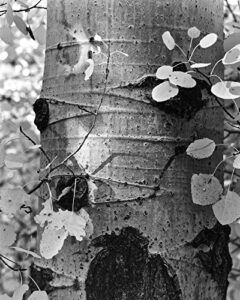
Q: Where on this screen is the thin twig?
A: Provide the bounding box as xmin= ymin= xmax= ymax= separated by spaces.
xmin=20 ymin=126 xmax=51 ymax=163
xmin=225 ymin=0 xmax=238 ymax=22
xmin=50 ymin=41 xmax=111 ymax=173
xmin=0 ymin=254 xmax=26 ymax=272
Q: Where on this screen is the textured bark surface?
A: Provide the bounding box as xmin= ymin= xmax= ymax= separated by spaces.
xmin=33 ymin=0 xmax=230 ymax=299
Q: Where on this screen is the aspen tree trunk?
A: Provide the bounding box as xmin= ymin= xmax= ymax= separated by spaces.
xmin=31 ymin=0 xmax=231 ymax=299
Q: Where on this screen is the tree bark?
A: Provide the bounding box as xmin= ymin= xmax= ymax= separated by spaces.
xmin=31 ymin=0 xmax=231 ymax=299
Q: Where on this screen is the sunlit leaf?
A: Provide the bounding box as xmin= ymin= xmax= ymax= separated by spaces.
xmin=211 ymin=81 xmax=240 ymax=99
xmin=63 ymin=210 xmax=87 ymax=241
xmin=10 ymin=246 xmax=41 ymax=259
xmin=0 ymin=223 xmax=16 ymax=251
xmin=186 ymin=138 xmax=216 ymax=159
xmin=199 ymin=33 xmax=218 ymax=48
xmin=169 ymin=71 xmax=196 ymax=88
xmin=222 ymin=44 xmax=240 ymax=65
xmin=40 ymin=226 xmax=67 ymax=259
xmin=28 ymin=291 xmax=49 ymax=300
xmin=212 ymin=191 xmax=240 ymax=225
xmin=162 ymin=31 xmax=175 ymax=50
xmin=190 ymin=63 xmax=211 ymax=68
xmin=156 ymin=65 xmax=173 ymax=80
xmin=233 ymin=154 xmax=240 ymax=169
xmin=187 ymin=27 xmax=200 ymax=39
xmin=152 ymin=81 xmax=179 ymax=102
xmin=0 ymin=25 xmax=14 ymax=45
xmin=191 ymin=174 xmax=223 ymax=205
xmin=84 ymin=59 xmax=94 ymax=80
xmin=6 ymin=4 xmax=13 ymax=26
xmin=13 ymin=15 xmax=28 ymax=35
xmin=0 ymin=188 xmax=31 ymax=216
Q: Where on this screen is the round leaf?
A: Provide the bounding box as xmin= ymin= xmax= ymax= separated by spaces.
xmin=156 ymin=65 xmax=173 ymax=80
xmin=152 ymin=81 xmax=179 ymax=102
xmin=191 ymin=174 xmax=223 ymax=205
xmin=28 ymin=291 xmax=49 ymax=300
xmin=186 ymin=138 xmax=216 ymax=159
xmin=40 ymin=226 xmax=67 ymax=259
xmin=188 ymin=27 xmax=201 ymax=39
xmin=169 ymin=71 xmax=196 ymax=88
xmin=199 ymin=33 xmax=218 ymax=48
xmin=222 ymin=44 xmax=240 ymax=65
xmin=190 ymin=63 xmax=211 ymax=68
xmin=211 ymin=81 xmax=240 ymax=99
xmin=212 ymin=191 xmax=240 ymax=225
xmin=162 ymin=31 xmax=175 ymax=50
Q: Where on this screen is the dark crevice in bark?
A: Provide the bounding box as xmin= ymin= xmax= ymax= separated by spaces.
xmin=33 ymin=98 xmax=49 ymax=132
xmin=86 ymin=227 xmax=182 ymax=300
xmin=29 ymin=264 xmax=54 ymax=293
xmin=54 ymin=175 xmax=89 ymax=211
xmin=188 ymin=222 xmax=232 ymax=297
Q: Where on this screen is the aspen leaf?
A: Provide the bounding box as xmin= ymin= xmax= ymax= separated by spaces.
xmin=222 ymin=44 xmax=240 ymax=65
xmin=13 ymin=15 xmax=28 ymax=35
xmin=0 ymin=188 xmax=30 ymax=216
xmin=152 ymin=81 xmax=179 ymax=102
xmin=156 ymin=65 xmax=173 ymax=80
xmin=212 ymin=191 xmax=240 ymax=225
xmin=10 ymin=246 xmax=41 ymax=259
xmin=28 ymin=291 xmax=49 ymax=300
xmin=34 ymin=24 xmax=46 ymax=45
xmin=84 ymin=59 xmax=94 ymax=80
xmin=0 ymin=25 xmax=14 ymax=45
xmin=187 ymin=27 xmax=200 ymax=39
xmin=40 ymin=226 xmax=67 ymax=259
xmin=233 ymin=154 xmax=240 ymax=169
xmin=224 ymin=33 xmax=240 ymax=52
xmin=169 ymin=71 xmax=196 ymax=88
xmin=199 ymin=33 xmax=218 ymax=48
xmin=6 ymin=4 xmax=13 ymax=26
xmin=12 ymin=284 xmax=29 ymax=300
xmin=190 ymin=63 xmax=211 ymax=68
xmin=162 ymin=31 xmax=175 ymax=50
xmin=63 ymin=210 xmax=87 ymax=241
xmin=0 ymin=223 xmax=16 ymax=251
xmin=211 ymin=81 xmax=240 ymax=99
xmin=186 ymin=138 xmax=216 ymax=159
xmin=191 ymin=174 xmax=223 ymax=205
